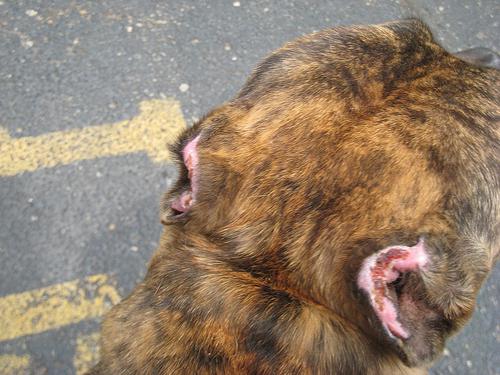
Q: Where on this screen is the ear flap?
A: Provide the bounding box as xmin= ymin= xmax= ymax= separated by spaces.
xmin=161 ymin=134 xmax=201 ymax=224
xmin=357 ymin=238 xmax=451 ymax=366
xmin=454 ymin=47 xmax=500 ymax=69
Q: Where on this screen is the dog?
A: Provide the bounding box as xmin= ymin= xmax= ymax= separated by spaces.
xmin=88 ymin=19 xmax=499 ymax=374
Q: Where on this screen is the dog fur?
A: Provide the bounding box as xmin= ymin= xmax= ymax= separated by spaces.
xmin=89 ymin=19 xmax=499 ymax=375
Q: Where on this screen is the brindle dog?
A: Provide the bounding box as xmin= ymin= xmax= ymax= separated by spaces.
xmin=88 ymin=19 xmax=499 ymax=374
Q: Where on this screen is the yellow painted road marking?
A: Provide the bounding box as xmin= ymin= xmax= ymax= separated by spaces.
xmin=0 ymin=99 xmax=186 ymax=176
xmin=74 ymin=332 xmax=100 ymax=375
xmin=0 ymin=274 xmax=120 ymax=342
xmin=0 ymin=354 xmax=30 ymax=374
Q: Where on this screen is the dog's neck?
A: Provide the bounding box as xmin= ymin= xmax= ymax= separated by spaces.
xmin=146 ymin=230 xmax=424 ymax=374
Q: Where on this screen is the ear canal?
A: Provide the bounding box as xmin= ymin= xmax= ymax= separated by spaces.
xmin=171 ymin=190 xmax=193 ymax=213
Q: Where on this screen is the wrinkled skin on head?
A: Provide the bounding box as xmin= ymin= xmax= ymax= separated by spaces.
xmin=92 ymin=20 xmax=499 ymax=375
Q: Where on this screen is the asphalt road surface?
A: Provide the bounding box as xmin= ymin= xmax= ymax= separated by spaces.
xmin=0 ymin=1 xmax=498 ymax=374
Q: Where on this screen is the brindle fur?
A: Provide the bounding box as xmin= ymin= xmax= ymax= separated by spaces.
xmin=88 ymin=20 xmax=499 ymax=375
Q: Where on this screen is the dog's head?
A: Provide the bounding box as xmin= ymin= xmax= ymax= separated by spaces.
xmin=162 ymin=20 xmax=499 ymax=367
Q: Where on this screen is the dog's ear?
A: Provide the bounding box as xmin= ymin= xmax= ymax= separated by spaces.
xmin=161 ymin=134 xmax=201 ymax=225
xmin=357 ymin=238 xmax=450 ymax=366
xmin=357 ymin=235 xmax=492 ymax=367
xmin=454 ymin=47 xmax=500 ymax=69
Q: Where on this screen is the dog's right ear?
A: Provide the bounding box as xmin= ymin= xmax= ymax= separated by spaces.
xmin=161 ymin=133 xmax=201 ymax=225
xmin=454 ymin=47 xmax=500 ymax=69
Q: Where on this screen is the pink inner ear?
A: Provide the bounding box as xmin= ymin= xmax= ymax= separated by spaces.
xmin=357 ymin=238 xmax=429 ymax=340
xmin=171 ymin=135 xmax=200 ymax=214
xmin=183 ymin=135 xmax=200 ymax=195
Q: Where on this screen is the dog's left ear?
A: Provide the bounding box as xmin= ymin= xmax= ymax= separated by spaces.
xmin=161 ymin=134 xmax=200 ymax=224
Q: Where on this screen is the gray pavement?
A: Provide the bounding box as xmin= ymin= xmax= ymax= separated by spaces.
xmin=0 ymin=1 xmax=498 ymax=374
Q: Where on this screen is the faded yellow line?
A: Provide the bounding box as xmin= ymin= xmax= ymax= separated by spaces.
xmin=0 ymin=274 xmax=120 ymax=342
xmin=0 ymin=99 xmax=186 ymax=176
xmin=0 ymin=354 xmax=30 ymax=374
xmin=74 ymin=332 xmax=100 ymax=375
